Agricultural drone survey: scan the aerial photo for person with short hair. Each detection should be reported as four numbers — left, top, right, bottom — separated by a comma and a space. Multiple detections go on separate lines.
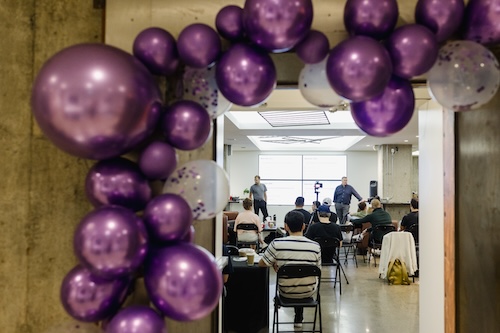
305, 205, 343, 263
353, 199, 392, 249
400, 198, 419, 231
350, 201, 368, 221
333, 177, 364, 224
249, 175, 269, 221
234, 198, 264, 249
293, 196, 312, 228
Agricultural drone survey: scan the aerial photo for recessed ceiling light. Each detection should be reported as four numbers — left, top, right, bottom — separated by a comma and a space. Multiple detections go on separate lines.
404, 140, 408, 142
366, 145, 371, 147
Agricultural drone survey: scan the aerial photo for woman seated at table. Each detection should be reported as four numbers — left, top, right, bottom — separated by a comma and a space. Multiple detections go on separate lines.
234, 198, 264, 249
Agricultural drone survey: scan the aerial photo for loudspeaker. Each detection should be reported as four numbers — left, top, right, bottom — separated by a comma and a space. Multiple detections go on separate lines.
369, 180, 378, 198
227, 144, 232, 156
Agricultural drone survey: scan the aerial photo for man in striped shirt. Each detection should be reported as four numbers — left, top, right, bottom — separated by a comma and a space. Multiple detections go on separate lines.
259, 210, 321, 328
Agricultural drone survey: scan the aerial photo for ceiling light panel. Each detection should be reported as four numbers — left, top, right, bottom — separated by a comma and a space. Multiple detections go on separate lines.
258, 110, 330, 127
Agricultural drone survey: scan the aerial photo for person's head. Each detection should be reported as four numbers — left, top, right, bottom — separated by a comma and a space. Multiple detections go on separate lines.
242, 198, 253, 210
295, 196, 305, 208
254, 175, 261, 184
371, 198, 381, 209
322, 197, 332, 206
341, 177, 348, 186
410, 198, 419, 210
284, 211, 305, 233
358, 201, 367, 211
317, 205, 331, 219
312, 201, 321, 210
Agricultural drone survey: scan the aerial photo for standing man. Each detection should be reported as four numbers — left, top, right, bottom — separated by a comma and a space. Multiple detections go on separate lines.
249, 175, 269, 221
333, 176, 364, 224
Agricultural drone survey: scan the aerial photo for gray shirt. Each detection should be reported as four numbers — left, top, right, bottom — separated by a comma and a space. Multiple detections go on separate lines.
250, 183, 267, 200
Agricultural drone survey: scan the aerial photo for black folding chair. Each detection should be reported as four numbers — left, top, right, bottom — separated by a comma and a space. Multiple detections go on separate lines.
369, 224, 396, 266
236, 223, 260, 251
340, 224, 358, 267
314, 237, 349, 294
406, 224, 419, 281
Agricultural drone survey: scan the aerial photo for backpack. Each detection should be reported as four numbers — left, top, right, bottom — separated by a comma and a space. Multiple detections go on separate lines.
387, 259, 411, 285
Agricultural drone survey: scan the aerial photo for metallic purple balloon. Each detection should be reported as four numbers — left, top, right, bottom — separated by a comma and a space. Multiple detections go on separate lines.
415, 0, 465, 43
143, 193, 193, 242
344, 0, 399, 40
462, 0, 500, 45
144, 242, 223, 321
350, 76, 415, 137
133, 27, 179, 76
326, 36, 392, 102
161, 100, 212, 150
295, 30, 330, 64
177, 23, 221, 68
85, 157, 152, 212
60, 265, 130, 322
216, 43, 276, 106
74, 206, 149, 279
216, 5, 245, 41
138, 141, 178, 181
31, 43, 162, 160
106, 306, 167, 333
386, 24, 439, 79
242, 0, 313, 53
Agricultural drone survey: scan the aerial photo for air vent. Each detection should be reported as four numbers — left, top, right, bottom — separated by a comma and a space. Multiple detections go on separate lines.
258, 110, 330, 127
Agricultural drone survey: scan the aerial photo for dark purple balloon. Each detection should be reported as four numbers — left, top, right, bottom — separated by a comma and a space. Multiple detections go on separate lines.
85, 157, 152, 212
350, 76, 415, 137
144, 242, 223, 321
462, 0, 500, 45
60, 265, 130, 322
143, 193, 193, 242
161, 100, 212, 150
133, 27, 179, 76
31, 43, 162, 160
216, 5, 245, 41
295, 30, 330, 64
177, 23, 221, 68
106, 306, 167, 333
74, 206, 149, 279
415, 0, 465, 43
326, 36, 392, 102
138, 141, 178, 180
386, 24, 439, 79
216, 43, 276, 106
242, 0, 313, 53
344, 0, 399, 40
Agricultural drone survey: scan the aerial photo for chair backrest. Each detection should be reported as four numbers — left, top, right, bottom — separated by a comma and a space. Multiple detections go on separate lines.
225, 245, 239, 256
277, 264, 322, 279
372, 224, 396, 244
406, 223, 419, 244
236, 223, 259, 231
276, 264, 321, 301
314, 237, 341, 264
340, 224, 355, 243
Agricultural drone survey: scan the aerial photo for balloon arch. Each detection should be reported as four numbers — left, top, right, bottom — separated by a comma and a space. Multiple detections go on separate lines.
32, 0, 500, 332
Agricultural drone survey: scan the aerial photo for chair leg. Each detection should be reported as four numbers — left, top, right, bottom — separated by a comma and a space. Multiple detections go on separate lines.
272, 301, 277, 333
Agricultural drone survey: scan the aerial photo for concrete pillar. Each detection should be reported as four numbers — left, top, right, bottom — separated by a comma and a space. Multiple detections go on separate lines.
377, 144, 414, 202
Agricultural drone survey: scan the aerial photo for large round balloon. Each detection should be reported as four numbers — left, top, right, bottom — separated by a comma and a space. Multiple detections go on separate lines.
143, 193, 193, 242
106, 306, 167, 333
350, 76, 415, 137
43, 320, 103, 333
74, 205, 149, 279
216, 5, 245, 42
31, 43, 162, 160
182, 66, 233, 119
163, 160, 229, 220
60, 265, 130, 322
295, 30, 330, 64
326, 36, 392, 102
344, 0, 399, 40
427, 41, 500, 111
161, 100, 212, 150
177, 23, 221, 68
242, 0, 313, 53
415, 0, 465, 43
299, 57, 345, 107
133, 27, 179, 76
144, 243, 223, 321
85, 157, 152, 212
216, 43, 276, 107
386, 24, 439, 79
138, 141, 178, 180
462, 0, 500, 45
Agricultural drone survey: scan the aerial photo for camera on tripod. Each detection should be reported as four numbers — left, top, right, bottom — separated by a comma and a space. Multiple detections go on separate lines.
314, 181, 323, 193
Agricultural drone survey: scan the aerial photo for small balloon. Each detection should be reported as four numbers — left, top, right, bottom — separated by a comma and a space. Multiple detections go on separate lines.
106, 306, 167, 333
74, 206, 148, 279
42, 320, 103, 333
144, 243, 223, 321
215, 5, 245, 41
138, 141, 178, 181
85, 157, 152, 212
177, 23, 221, 68
427, 40, 500, 111
161, 100, 212, 150
462, 0, 500, 45
344, 0, 399, 40
350, 76, 415, 137
163, 160, 230, 220
295, 30, 330, 64
415, 0, 465, 43
133, 27, 179, 75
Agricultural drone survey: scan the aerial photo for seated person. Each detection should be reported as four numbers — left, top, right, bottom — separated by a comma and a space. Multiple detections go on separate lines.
305, 205, 343, 263
293, 196, 312, 229
400, 198, 419, 231
349, 201, 368, 221
310, 197, 338, 224
234, 198, 264, 249
353, 199, 392, 248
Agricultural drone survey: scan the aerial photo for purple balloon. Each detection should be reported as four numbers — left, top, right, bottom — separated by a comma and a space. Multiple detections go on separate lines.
415, 0, 465, 43
138, 141, 178, 181
74, 206, 149, 279
462, 0, 500, 45
85, 157, 152, 212
133, 27, 179, 76
295, 30, 330, 64
143, 193, 193, 242
31, 43, 162, 160
60, 265, 130, 322
242, 0, 313, 53
216, 5, 245, 41
326, 36, 392, 102
144, 243, 223, 321
181, 225, 196, 243
177, 24, 221, 68
386, 24, 438, 79
216, 43, 276, 106
106, 306, 167, 333
161, 100, 212, 150
344, 0, 399, 40
350, 76, 415, 137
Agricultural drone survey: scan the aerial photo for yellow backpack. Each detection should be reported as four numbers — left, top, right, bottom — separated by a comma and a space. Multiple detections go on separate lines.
387, 259, 411, 285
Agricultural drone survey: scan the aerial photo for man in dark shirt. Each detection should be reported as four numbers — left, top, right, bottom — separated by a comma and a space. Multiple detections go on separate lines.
401, 198, 419, 231
293, 196, 312, 228
353, 199, 392, 247
305, 205, 343, 263
333, 177, 364, 224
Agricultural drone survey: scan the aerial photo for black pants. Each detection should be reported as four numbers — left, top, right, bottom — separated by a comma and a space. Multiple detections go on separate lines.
253, 199, 269, 221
